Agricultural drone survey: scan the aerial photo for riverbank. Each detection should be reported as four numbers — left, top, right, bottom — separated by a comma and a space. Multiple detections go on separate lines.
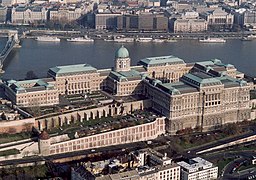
21, 29, 254, 40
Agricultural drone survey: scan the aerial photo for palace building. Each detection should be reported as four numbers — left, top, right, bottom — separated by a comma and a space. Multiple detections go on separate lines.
5, 78, 59, 107
4, 46, 253, 133
144, 71, 250, 133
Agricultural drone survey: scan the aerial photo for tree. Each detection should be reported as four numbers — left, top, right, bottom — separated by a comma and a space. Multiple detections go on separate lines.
25, 71, 38, 80
222, 123, 240, 135
1, 113, 7, 120
59, 17, 69, 30
45, 21, 55, 29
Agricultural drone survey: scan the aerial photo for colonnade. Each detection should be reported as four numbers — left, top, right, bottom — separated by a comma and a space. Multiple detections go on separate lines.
36, 100, 151, 131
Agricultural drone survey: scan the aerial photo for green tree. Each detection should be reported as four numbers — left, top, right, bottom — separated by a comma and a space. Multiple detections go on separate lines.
1, 113, 6, 120
223, 123, 240, 135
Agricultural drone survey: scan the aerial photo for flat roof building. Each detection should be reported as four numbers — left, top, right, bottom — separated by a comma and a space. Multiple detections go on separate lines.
177, 157, 218, 180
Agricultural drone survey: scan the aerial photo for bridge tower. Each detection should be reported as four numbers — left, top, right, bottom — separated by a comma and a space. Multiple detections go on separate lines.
0, 30, 20, 72
8, 30, 20, 44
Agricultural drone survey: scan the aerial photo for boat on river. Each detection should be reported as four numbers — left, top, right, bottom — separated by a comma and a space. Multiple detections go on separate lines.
36, 36, 60, 42
199, 37, 226, 43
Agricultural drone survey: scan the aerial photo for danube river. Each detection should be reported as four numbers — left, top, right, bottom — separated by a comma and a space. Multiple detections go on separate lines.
0, 37, 255, 80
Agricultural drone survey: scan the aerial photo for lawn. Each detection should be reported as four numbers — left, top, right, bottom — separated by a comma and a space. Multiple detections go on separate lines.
0, 164, 49, 179
0, 148, 20, 157
48, 115, 120, 135
0, 132, 31, 144
216, 158, 235, 173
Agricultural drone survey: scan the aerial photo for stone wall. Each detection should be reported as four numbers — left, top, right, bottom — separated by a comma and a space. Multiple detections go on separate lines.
47, 117, 165, 156
0, 118, 35, 134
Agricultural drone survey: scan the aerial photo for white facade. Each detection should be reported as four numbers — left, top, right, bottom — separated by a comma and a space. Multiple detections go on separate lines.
139, 164, 180, 180
49, 7, 82, 22
11, 6, 47, 24
177, 157, 218, 180
48, 0, 81, 3
173, 19, 208, 33
203, 8, 234, 27
2, 0, 28, 6
0, 6, 7, 22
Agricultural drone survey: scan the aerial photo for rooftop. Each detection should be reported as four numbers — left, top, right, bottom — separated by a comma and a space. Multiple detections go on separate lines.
164, 82, 198, 94
181, 72, 222, 87
217, 76, 248, 88
195, 59, 235, 70
109, 70, 144, 82
153, 80, 198, 95
48, 64, 97, 76
138, 55, 185, 67
177, 157, 214, 173
147, 73, 248, 96
6, 78, 55, 93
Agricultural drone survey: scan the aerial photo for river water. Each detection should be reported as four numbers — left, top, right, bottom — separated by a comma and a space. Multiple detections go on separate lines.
0, 37, 255, 80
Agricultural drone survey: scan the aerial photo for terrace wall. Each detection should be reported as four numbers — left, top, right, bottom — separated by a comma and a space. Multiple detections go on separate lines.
0, 118, 35, 134
35, 100, 152, 131
48, 117, 165, 155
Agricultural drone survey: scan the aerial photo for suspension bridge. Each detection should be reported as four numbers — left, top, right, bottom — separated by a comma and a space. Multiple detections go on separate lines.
0, 30, 20, 72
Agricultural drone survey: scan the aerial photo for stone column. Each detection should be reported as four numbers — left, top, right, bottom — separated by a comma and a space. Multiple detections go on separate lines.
98, 111, 101, 119
79, 113, 83, 122
103, 110, 107, 117
91, 111, 95, 119
59, 117, 63, 127
45, 119, 48, 130
38, 121, 43, 131
84, 112, 89, 121
51, 118, 55, 128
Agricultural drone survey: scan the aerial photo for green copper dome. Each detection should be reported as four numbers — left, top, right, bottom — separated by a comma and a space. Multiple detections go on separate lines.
115, 45, 129, 58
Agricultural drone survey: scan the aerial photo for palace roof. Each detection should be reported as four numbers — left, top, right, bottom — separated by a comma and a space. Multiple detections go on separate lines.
48, 64, 97, 76
138, 55, 185, 67
7, 78, 55, 94
109, 70, 144, 82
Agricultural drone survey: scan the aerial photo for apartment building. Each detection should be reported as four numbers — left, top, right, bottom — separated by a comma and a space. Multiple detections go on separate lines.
170, 11, 208, 33
94, 10, 121, 30
0, 6, 7, 23
201, 8, 234, 28
49, 6, 83, 22
117, 13, 168, 31
11, 6, 47, 24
